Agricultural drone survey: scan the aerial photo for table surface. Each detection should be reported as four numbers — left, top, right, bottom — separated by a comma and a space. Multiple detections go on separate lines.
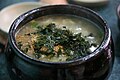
0, 0, 120, 80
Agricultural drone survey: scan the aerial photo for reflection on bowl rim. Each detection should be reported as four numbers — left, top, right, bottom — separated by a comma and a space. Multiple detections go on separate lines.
117, 4, 120, 20
9, 4, 111, 66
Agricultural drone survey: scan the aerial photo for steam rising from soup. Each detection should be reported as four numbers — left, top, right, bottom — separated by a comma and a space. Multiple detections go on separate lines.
15, 14, 103, 62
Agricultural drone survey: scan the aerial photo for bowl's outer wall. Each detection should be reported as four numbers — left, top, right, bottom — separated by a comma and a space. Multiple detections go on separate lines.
5, 5, 114, 80
5, 38, 114, 80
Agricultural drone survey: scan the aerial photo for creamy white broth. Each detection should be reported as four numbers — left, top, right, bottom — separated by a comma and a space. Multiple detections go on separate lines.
16, 14, 104, 62
31, 14, 103, 45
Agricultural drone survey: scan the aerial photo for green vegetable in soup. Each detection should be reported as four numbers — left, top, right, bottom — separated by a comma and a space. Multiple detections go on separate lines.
16, 23, 97, 62
16, 14, 104, 62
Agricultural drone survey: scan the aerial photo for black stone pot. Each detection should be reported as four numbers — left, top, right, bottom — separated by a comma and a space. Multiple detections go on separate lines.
5, 5, 114, 80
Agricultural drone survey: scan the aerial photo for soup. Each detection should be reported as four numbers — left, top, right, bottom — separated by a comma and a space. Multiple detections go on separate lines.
16, 14, 103, 62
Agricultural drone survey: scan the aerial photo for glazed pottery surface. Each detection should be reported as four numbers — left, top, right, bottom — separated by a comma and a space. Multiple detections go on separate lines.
5, 5, 114, 80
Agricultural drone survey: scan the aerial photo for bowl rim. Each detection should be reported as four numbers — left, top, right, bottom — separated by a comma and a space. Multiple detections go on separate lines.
67, 0, 109, 7
117, 4, 120, 20
0, 1, 47, 33
8, 4, 111, 67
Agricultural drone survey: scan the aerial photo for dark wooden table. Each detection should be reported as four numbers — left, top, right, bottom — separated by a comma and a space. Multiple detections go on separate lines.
0, 0, 120, 80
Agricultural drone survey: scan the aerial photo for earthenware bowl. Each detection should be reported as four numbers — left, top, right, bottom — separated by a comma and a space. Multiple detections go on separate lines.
5, 5, 114, 80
